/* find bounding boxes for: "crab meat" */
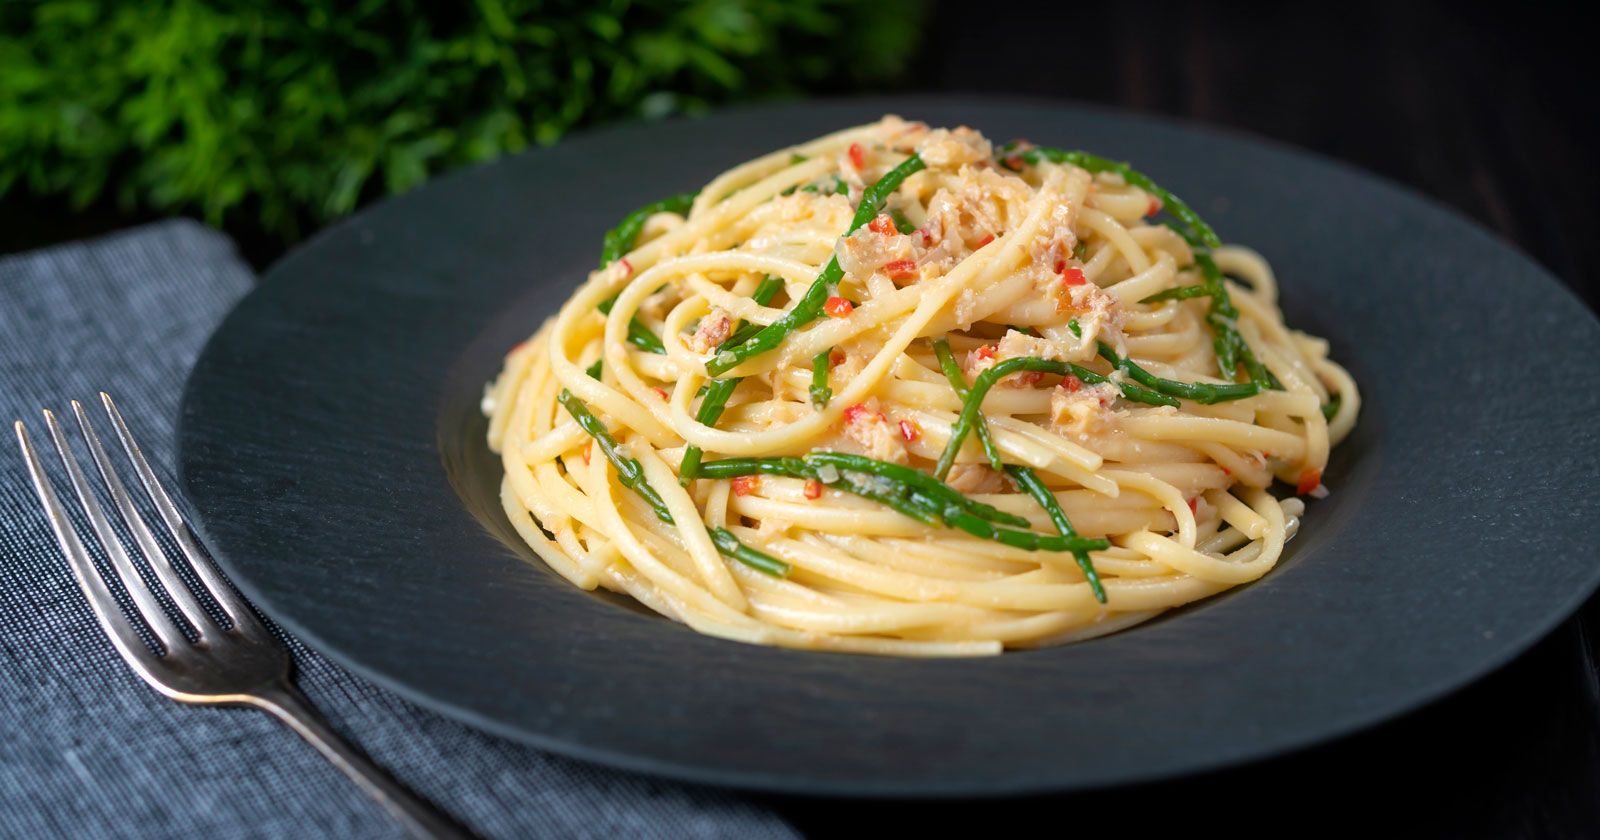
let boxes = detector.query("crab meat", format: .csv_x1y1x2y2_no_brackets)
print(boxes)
917,127,993,168
945,463,1015,494
1039,277,1123,351
963,343,998,379
960,330,1078,387
757,517,794,540
841,400,909,465
996,329,1066,362
1049,381,1123,437
688,308,733,353
826,341,874,383
837,225,914,281
877,115,931,152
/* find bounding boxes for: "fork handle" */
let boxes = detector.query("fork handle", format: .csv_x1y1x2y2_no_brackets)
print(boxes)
248,680,472,839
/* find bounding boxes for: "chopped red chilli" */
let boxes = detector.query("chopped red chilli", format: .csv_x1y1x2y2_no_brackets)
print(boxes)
867,214,896,236
731,475,761,496
898,419,920,442
883,259,917,281
848,142,865,170
803,478,823,500
824,297,854,318
1062,267,1087,286
1297,467,1323,496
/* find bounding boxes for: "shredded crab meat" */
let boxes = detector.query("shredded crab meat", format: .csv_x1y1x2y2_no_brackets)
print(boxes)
963,343,998,379
945,463,1015,494
924,169,1031,248
916,127,993,168
830,342,871,382
1074,284,1124,348
688,308,732,354
1049,381,1124,437
876,116,929,152
840,399,909,465
997,329,1070,364
837,224,916,282
757,517,794,540
960,329,1084,387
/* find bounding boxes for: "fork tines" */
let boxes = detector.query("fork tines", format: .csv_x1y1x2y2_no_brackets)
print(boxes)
15,393,261,686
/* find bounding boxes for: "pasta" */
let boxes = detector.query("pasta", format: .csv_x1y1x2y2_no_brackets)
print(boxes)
482,116,1359,656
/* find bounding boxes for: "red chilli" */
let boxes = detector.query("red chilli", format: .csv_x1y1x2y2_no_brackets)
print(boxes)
976,234,995,248
848,142,866,170
732,475,762,497
620,258,634,275
650,387,669,401
1062,266,1088,286
1297,467,1323,496
844,403,871,424
1146,197,1163,217
898,419,920,442
883,259,918,281
1187,496,1199,515
867,214,896,236
824,297,854,318
803,478,823,500
1062,375,1083,392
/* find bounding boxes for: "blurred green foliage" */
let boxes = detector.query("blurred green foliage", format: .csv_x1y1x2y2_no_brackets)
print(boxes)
0,0,926,240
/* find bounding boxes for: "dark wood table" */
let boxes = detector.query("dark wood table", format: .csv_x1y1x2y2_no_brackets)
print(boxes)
4,1,1593,835
767,2,1600,836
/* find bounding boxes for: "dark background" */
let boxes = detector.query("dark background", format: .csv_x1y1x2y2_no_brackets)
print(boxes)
6,0,1597,321
5,0,1596,835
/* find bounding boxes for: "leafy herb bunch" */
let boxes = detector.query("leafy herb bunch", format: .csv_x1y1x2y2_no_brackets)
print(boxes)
0,0,925,241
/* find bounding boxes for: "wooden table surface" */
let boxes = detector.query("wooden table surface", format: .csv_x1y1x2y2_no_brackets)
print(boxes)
3,1,1594,835
769,2,1599,836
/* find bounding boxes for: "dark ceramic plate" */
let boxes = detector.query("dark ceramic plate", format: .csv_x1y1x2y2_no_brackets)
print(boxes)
178,97,1600,796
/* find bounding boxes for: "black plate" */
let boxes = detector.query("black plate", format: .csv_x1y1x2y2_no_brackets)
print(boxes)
178,97,1600,796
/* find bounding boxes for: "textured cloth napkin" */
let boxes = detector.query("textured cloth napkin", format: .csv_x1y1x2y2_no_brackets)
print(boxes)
0,220,798,840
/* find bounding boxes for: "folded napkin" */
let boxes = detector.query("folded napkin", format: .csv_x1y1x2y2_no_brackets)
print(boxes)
0,220,797,840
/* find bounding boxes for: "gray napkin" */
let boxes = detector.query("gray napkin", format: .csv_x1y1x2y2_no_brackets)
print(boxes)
0,220,798,840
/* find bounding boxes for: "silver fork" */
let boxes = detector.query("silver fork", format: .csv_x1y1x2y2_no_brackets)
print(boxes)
15,394,467,839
